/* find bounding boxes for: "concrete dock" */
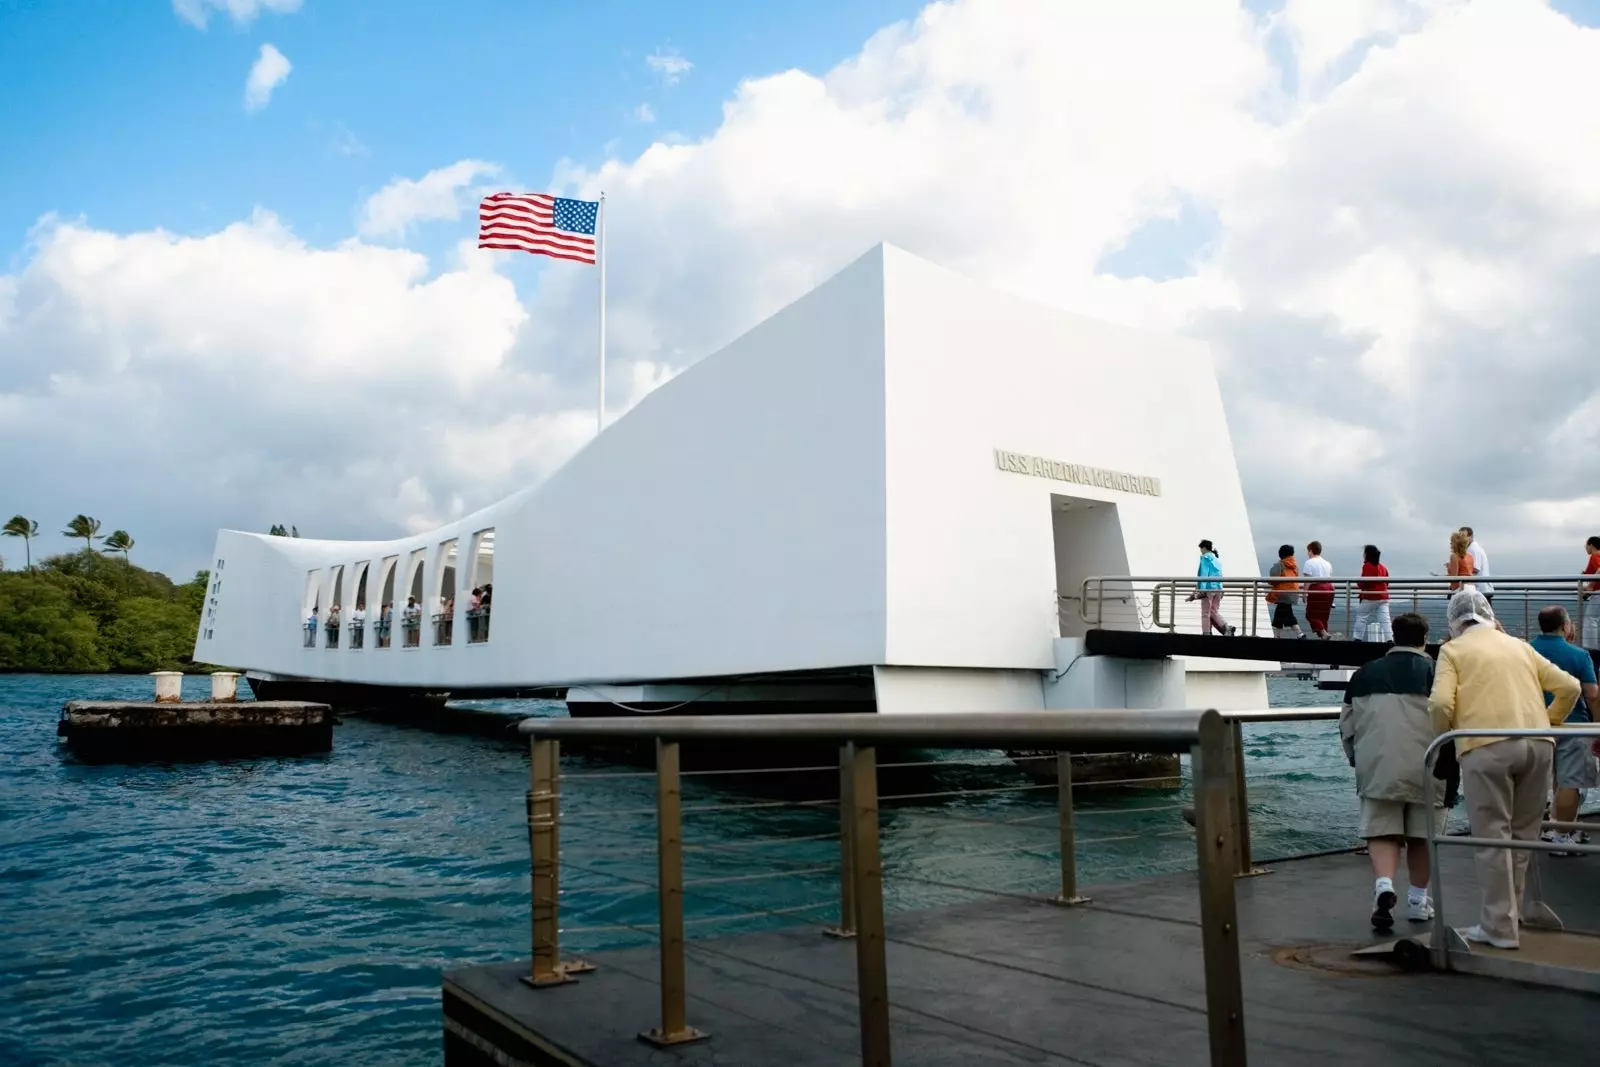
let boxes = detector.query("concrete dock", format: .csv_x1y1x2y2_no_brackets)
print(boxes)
443,846,1599,1066
59,700,334,761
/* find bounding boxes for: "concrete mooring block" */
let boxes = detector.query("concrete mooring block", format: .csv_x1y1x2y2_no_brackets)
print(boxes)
151,671,183,703
210,672,241,702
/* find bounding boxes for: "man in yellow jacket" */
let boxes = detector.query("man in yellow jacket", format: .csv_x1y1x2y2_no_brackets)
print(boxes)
1428,589,1580,948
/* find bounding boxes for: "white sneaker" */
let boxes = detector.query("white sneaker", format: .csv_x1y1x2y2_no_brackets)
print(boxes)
1459,925,1518,949
1371,879,1397,930
1549,832,1583,857
1540,828,1559,843
1407,896,1434,922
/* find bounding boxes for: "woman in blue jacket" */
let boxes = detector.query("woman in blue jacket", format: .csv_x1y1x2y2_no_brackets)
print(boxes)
1194,539,1236,636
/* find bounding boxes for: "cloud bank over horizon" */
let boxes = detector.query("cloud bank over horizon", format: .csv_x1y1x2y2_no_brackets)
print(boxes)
4,0,1600,579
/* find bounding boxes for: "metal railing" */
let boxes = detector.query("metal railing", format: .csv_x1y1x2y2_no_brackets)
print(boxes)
1077,574,1600,642
516,710,1249,1066
1424,725,1600,977
324,618,340,648
433,612,453,646
466,606,491,643
348,619,365,649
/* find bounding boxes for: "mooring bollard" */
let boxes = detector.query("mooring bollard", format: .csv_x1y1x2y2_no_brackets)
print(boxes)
151,671,183,703
210,672,241,703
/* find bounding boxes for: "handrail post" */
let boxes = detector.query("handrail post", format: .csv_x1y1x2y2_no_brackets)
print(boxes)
1228,720,1260,876
1055,752,1089,905
846,742,891,1066
525,738,591,987
1193,712,1248,1065
640,739,708,1047
824,742,858,938
1342,581,1352,639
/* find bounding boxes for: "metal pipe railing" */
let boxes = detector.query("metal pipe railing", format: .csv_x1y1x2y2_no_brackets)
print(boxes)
1078,573,1600,638
1423,725,1600,968
516,709,1248,1066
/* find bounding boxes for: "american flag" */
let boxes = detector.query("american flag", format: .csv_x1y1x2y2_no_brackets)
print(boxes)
477,193,599,264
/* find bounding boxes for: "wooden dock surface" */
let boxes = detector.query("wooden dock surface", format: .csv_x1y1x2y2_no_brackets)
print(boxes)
444,845,1598,1066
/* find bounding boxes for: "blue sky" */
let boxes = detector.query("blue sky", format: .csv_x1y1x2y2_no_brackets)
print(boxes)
0,0,928,257
6,0,1600,580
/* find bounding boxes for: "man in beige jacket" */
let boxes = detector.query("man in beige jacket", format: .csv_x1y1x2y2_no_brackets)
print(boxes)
1428,590,1580,948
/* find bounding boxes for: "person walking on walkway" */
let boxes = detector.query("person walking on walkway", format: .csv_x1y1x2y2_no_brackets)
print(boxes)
1428,590,1579,948
1341,612,1442,929
1192,540,1236,636
1461,526,1494,604
1529,606,1599,855
1302,541,1335,639
1446,530,1476,592
1267,544,1307,638
1353,544,1392,642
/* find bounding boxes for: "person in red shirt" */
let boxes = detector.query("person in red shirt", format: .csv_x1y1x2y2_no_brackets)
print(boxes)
1580,536,1600,654
1353,544,1391,641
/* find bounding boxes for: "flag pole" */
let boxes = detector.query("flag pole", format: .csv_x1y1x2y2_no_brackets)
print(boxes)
597,191,606,434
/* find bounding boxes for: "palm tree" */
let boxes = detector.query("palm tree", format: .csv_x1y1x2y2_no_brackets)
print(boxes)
2,515,39,570
64,514,102,552
103,529,135,562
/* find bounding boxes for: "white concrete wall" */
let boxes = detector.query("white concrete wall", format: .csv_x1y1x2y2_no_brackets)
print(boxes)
196,248,889,687
196,242,1262,700
881,247,1260,671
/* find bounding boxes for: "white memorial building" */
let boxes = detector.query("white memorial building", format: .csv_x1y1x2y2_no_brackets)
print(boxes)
196,244,1267,715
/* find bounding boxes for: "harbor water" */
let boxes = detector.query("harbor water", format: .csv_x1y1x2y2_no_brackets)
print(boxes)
4,674,1355,1066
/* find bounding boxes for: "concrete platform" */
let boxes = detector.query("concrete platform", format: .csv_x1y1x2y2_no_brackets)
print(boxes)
443,846,1599,1066
59,700,334,761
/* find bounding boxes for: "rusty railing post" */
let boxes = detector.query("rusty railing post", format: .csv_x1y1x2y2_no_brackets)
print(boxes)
846,742,891,1067
1193,711,1248,1065
525,737,590,986
824,742,858,938
639,738,707,1047
1228,720,1261,877
1054,752,1089,905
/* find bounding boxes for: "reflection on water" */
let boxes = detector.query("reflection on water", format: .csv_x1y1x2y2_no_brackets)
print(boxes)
2,674,1353,1066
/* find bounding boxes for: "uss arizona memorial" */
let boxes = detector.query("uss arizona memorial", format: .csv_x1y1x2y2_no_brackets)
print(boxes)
196,244,1270,715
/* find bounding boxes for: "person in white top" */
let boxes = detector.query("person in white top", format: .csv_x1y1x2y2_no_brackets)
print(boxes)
1460,527,1493,602
1302,540,1336,639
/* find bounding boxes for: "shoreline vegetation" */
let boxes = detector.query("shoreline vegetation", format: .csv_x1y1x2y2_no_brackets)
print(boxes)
1,512,217,673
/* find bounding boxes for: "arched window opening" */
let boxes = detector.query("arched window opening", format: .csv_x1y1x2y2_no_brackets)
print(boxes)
402,549,425,647
467,528,494,643
375,555,398,649
433,539,459,646
348,563,370,649
302,571,320,648
325,566,344,648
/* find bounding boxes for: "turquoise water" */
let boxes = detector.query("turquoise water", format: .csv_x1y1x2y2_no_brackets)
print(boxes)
1,674,1352,1066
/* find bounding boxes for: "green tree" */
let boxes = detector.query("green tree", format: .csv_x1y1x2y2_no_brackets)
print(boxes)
0,575,108,672
3,516,39,570
102,529,135,562
101,596,200,671
181,570,211,616
63,514,102,552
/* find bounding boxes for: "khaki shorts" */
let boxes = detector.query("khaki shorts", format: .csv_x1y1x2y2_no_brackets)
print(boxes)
1360,798,1447,840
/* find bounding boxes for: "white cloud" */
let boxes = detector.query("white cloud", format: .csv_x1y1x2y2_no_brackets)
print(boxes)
244,43,292,113
357,160,499,240
10,0,1600,579
331,123,369,157
645,48,693,85
174,0,302,30
633,102,657,123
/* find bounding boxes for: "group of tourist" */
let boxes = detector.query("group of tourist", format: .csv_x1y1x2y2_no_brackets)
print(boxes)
301,586,491,647
1339,592,1598,944
1196,527,1495,642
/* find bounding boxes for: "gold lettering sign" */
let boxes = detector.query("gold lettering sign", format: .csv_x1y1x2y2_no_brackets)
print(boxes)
992,449,1161,497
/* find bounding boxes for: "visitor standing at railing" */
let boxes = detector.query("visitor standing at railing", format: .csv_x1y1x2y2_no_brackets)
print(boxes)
1340,612,1441,929
1353,544,1392,641
1191,540,1236,636
1580,536,1600,651
1446,530,1476,591
1302,541,1335,639
1461,527,1494,604
1267,544,1308,639
1528,606,1599,857
1427,590,1578,949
